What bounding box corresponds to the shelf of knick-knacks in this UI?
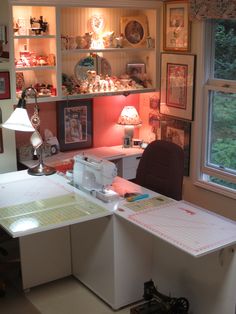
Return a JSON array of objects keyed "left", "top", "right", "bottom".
[
  {"left": 12, "top": 5, "right": 57, "bottom": 100},
  {"left": 11, "top": 3, "right": 158, "bottom": 101}
]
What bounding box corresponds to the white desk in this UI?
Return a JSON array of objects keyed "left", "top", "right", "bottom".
[
  {"left": 19, "top": 145, "right": 143, "bottom": 180},
  {"left": 0, "top": 171, "right": 236, "bottom": 313}
]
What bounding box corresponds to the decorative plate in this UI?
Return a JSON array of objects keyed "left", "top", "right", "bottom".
[
  {"left": 74, "top": 55, "right": 111, "bottom": 81},
  {"left": 74, "top": 56, "right": 96, "bottom": 81}
]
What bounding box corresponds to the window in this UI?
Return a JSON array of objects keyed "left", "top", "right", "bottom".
[{"left": 201, "top": 20, "right": 236, "bottom": 197}]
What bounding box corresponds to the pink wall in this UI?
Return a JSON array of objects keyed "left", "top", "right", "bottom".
[
  {"left": 15, "top": 94, "right": 140, "bottom": 149},
  {"left": 93, "top": 94, "right": 139, "bottom": 147}
]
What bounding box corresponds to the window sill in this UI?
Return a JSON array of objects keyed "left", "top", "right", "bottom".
[
  {"left": 194, "top": 179, "right": 236, "bottom": 200},
  {"left": 194, "top": 179, "right": 236, "bottom": 199}
]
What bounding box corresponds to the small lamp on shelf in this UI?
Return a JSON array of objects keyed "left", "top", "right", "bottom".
[
  {"left": 1, "top": 87, "right": 56, "bottom": 176},
  {"left": 117, "top": 105, "right": 142, "bottom": 148}
]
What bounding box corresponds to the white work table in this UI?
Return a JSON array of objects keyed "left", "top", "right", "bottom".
[
  {"left": 19, "top": 145, "right": 143, "bottom": 180},
  {"left": 0, "top": 171, "right": 114, "bottom": 238},
  {"left": 0, "top": 171, "right": 236, "bottom": 313}
]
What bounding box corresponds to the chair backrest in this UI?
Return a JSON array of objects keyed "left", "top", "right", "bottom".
[{"left": 135, "top": 140, "right": 184, "bottom": 200}]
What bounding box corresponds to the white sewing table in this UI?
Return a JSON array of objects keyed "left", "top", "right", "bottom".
[
  {"left": 19, "top": 145, "right": 143, "bottom": 180},
  {"left": 0, "top": 170, "right": 236, "bottom": 314}
]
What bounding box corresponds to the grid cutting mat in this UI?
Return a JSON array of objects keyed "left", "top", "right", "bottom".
[{"left": 0, "top": 193, "right": 108, "bottom": 235}]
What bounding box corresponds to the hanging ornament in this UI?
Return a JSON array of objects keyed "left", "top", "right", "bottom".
[{"left": 90, "top": 15, "right": 105, "bottom": 34}]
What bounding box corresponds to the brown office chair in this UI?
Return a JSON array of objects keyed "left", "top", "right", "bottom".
[{"left": 135, "top": 140, "right": 184, "bottom": 200}]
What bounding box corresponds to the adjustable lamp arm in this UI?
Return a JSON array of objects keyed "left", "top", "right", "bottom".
[
  {"left": 20, "top": 87, "right": 40, "bottom": 130},
  {"left": 17, "top": 86, "right": 38, "bottom": 108}
]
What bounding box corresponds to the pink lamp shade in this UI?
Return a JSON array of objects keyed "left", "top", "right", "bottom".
[{"left": 117, "top": 106, "right": 142, "bottom": 126}]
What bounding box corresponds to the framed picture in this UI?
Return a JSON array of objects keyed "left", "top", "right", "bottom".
[
  {"left": 0, "top": 25, "right": 9, "bottom": 59},
  {"left": 160, "top": 53, "right": 195, "bottom": 121},
  {"left": 57, "top": 99, "right": 93, "bottom": 151},
  {"left": 16, "top": 72, "right": 25, "bottom": 92},
  {"left": 120, "top": 15, "right": 148, "bottom": 47},
  {"left": 0, "top": 25, "right": 7, "bottom": 43},
  {"left": 161, "top": 116, "right": 191, "bottom": 176},
  {"left": 127, "top": 63, "right": 146, "bottom": 80},
  {"left": 163, "top": 0, "right": 190, "bottom": 52},
  {"left": 0, "top": 72, "right": 10, "bottom": 100}
]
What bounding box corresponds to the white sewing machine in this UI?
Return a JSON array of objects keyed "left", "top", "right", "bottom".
[{"left": 73, "top": 154, "right": 118, "bottom": 202}]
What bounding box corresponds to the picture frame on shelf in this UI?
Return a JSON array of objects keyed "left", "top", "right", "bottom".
[
  {"left": 163, "top": 0, "right": 190, "bottom": 52},
  {"left": 127, "top": 63, "right": 146, "bottom": 80},
  {"left": 120, "top": 15, "right": 148, "bottom": 47},
  {"left": 0, "top": 71, "right": 10, "bottom": 100},
  {"left": 57, "top": 99, "right": 93, "bottom": 151},
  {"left": 160, "top": 53, "right": 195, "bottom": 121},
  {"left": 161, "top": 116, "right": 191, "bottom": 176}
]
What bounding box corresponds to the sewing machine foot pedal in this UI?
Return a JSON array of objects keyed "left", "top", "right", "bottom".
[
  {"left": 130, "top": 300, "right": 167, "bottom": 314},
  {"left": 130, "top": 280, "right": 189, "bottom": 314}
]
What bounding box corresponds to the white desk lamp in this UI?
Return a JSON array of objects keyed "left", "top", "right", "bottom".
[
  {"left": 117, "top": 105, "right": 142, "bottom": 148},
  {"left": 2, "top": 87, "right": 56, "bottom": 176}
]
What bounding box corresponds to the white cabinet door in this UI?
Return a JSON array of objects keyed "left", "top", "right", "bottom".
[
  {"left": 19, "top": 227, "right": 71, "bottom": 290},
  {"left": 122, "top": 155, "right": 142, "bottom": 180}
]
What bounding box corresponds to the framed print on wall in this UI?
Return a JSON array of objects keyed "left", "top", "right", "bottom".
[
  {"left": 57, "top": 99, "right": 93, "bottom": 151},
  {"left": 160, "top": 53, "right": 195, "bottom": 121},
  {"left": 0, "top": 71, "right": 10, "bottom": 100},
  {"left": 161, "top": 116, "right": 191, "bottom": 176},
  {"left": 163, "top": 0, "right": 190, "bottom": 52}
]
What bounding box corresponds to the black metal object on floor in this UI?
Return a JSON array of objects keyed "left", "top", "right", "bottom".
[{"left": 130, "top": 280, "right": 189, "bottom": 314}]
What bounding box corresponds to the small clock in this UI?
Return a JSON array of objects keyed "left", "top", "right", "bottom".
[
  {"left": 50, "top": 144, "right": 58, "bottom": 155},
  {"left": 140, "top": 142, "right": 148, "bottom": 149}
]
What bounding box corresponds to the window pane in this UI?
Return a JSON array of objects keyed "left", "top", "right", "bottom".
[
  {"left": 214, "top": 20, "right": 236, "bottom": 80},
  {"left": 207, "top": 91, "right": 236, "bottom": 174},
  {"left": 209, "top": 176, "right": 236, "bottom": 190}
]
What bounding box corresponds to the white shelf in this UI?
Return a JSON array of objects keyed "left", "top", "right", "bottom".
[
  {"left": 15, "top": 66, "right": 56, "bottom": 71},
  {"left": 62, "top": 88, "right": 156, "bottom": 99},
  {"left": 61, "top": 47, "right": 155, "bottom": 54},
  {"left": 14, "top": 35, "right": 56, "bottom": 39}
]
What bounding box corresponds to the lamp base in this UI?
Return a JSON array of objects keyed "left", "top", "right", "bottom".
[
  {"left": 28, "top": 162, "right": 56, "bottom": 176},
  {"left": 123, "top": 136, "right": 133, "bottom": 148}
]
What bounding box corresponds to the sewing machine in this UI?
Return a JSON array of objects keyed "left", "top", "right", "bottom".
[
  {"left": 30, "top": 16, "right": 48, "bottom": 35},
  {"left": 73, "top": 154, "right": 118, "bottom": 202}
]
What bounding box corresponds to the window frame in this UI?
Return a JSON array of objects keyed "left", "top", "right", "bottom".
[{"left": 197, "top": 20, "right": 236, "bottom": 199}]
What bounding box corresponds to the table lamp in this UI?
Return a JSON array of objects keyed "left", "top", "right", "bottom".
[
  {"left": 1, "top": 86, "right": 56, "bottom": 176},
  {"left": 117, "top": 105, "right": 142, "bottom": 148}
]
